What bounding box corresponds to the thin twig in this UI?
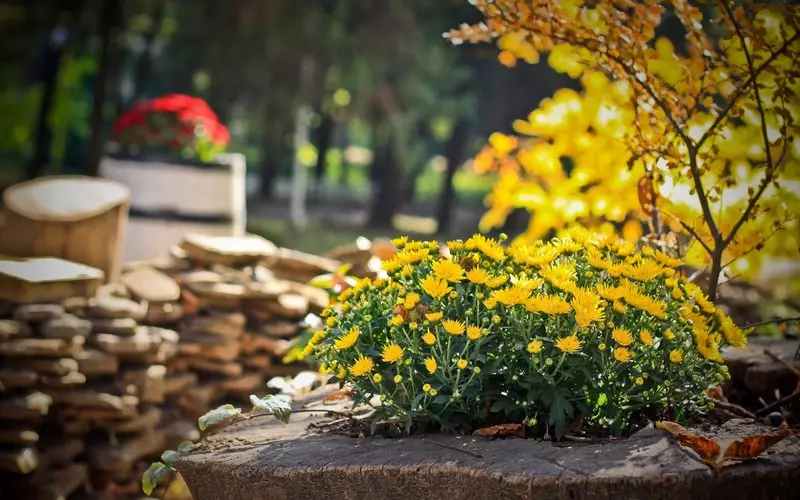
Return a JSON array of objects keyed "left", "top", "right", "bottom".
[
  {"left": 741, "top": 316, "right": 800, "bottom": 331},
  {"left": 764, "top": 349, "right": 800, "bottom": 378},
  {"left": 422, "top": 438, "right": 483, "bottom": 459},
  {"left": 713, "top": 400, "right": 757, "bottom": 420},
  {"left": 755, "top": 391, "right": 800, "bottom": 417}
]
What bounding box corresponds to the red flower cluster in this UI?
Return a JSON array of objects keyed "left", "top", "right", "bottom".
[{"left": 113, "top": 94, "right": 230, "bottom": 156}]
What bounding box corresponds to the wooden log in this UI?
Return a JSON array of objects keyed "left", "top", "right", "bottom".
[
  {"left": 0, "top": 175, "right": 129, "bottom": 283},
  {"left": 0, "top": 257, "right": 104, "bottom": 304},
  {"left": 0, "top": 392, "right": 51, "bottom": 421}
]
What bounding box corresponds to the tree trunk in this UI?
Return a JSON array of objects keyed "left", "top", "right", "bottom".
[
  {"left": 289, "top": 56, "right": 315, "bottom": 229},
  {"left": 436, "top": 119, "right": 469, "bottom": 235},
  {"left": 85, "top": 0, "right": 122, "bottom": 177},
  {"left": 367, "top": 133, "right": 401, "bottom": 229},
  {"left": 25, "top": 26, "right": 71, "bottom": 179},
  {"left": 259, "top": 118, "right": 285, "bottom": 200},
  {"left": 132, "top": 1, "right": 166, "bottom": 101},
  {"left": 311, "top": 113, "right": 334, "bottom": 202}
]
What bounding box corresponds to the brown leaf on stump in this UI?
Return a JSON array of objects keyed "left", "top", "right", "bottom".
[
  {"left": 322, "top": 387, "right": 354, "bottom": 404},
  {"left": 472, "top": 423, "right": 525, "bottom": 438}
]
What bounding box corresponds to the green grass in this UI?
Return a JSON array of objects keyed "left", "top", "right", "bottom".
[{"left": 246, "top": 216, "right": 449, "bottom": 255}]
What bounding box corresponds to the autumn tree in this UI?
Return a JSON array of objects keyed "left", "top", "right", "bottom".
[{"left": 449, "top": 1, "right": 800, "bottom": 301}]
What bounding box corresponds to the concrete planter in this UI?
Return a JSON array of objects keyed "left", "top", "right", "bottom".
[{"left": 99, "top": 151, "right": 246, "bottom": 264}]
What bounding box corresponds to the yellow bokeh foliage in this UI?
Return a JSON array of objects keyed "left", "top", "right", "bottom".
[{"left": 450, "top": 1, "right": 800, "bottom": 290}]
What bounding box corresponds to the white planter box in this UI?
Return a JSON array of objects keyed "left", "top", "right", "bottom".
[{"left": 99, "top": 152, "right": 246, "bottom": 264}]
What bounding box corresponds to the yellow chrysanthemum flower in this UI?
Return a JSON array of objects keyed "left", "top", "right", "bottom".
[
  {"left": 596, "top": 283, "right": 624, "bottom": 301},
  {"left": 396, "top": 248, "right": 430, "bottom": 266},
  {"left": 301, "top": 343, "right": 315, "bottom": 357},
  {"left": 585, "top": 248, "right": 612, "bottom": 271},
  {"left": 555, "top": 335, "right": 582, "bottom": 353},
  {"left": 527, "top": 340, "right": 543, "bottom": 353},
  {"left": 553, "top": 237, "right": 584, "bottom": 254},
  {"left": 391, "top": 236, "right": 408, "bottom": 248},
  {"left": 639, "top": 330, "right": 654, "bottom": 346},
  {"left": 326, "top": 316, "right": 336, "bottom": 327},
  {"left": 447, "top": 240, "right": 464, "bottom": 252},
  {"left": 403, "top": 293, "right": 420, "bottom": 309},
  {"left": 614, "top": 347, "right": 631, "bottom": 362},
  {"left": 571, "top": 288, "right": 605, "bottom": 330},
  {"left": 373, "top": 373, "right": 383, "bottom": 383},
  {"left": 612, "top": 300, "right": 627, "bottom": 313},
  {"left": 390, "top": 315, "right": 404, "bottom": 327},
  {"left": 483, "top": 298, "right": 498, "bottom": 309},
  {"left": 526, "top": 295, "right": 572, "bottom": 315},
  {"left": 466, "top": 267, "right": 490, "bottom": 284},
  {"left": 423, "top": 383, "right": 432, "bottom": 392},
  {"left": 394, "top": 374, "right": 403, "bottom": 383},
  {"left": 350, "top": 355, "right": 374, "bottom": 377},
  {"left": 424, "top": 356, "right": 438, "bottom": 374},
  {"left": 422, "top": 331, "right": 436, "bottom": 345},
  {"left": 669, "top": 350, "right": 683, "bottom": 363},
  {"left": 717, "top": 311, "right": 746, "bottom": 349},
  {"left": 425, "top": 311, "right": 443, "bottom": 322},
  {"left": 381, "top": 344, "right": 405, "bottom": 364},
  {"left": 491, "top": 283, "right": 531, "bottom": 306},
  {"left": 465, "top": 234, "right": 505, "bottom": 261},
  {"left": 337, "top": 366, "right": 347, "bottom": 379},
  {"left": 664, "top": 328, "right": 676, "bottom": 340},
  {"left": 466, "top": 325, "right": 483, "bottom": 340},
  {"left": 432, "top": 259, "right": 465, "bottom": 283},
  {"left": 612, "top": 328, "right": 634, "bottom": 346},
  {"left": 334, "top": 327, "right": 360, "bottom": 350},
  {"left": 456, "top": 359, "right": 468, "bottom": 370},
  {"left": 621, "top": 259, "right": 665, "bottom": 282},
  {"left": 442, "top": 319, "right": 465, "bottom": 335},
  {"left": 421, "top": 276, "right": 451, "bottom": 299},
  {"left": 652, "top": 249, "right": 683, "bottom": 268},
  {"left": 539, "top": 262, "right": 577, "bottom": 291},
  {"left": 382, "top": 258, "right": 401, "bottom": 273},
  {"left": 486, "top": 275, "right": 509, "bottom": 288}
]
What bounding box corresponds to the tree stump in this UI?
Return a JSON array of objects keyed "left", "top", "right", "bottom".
[
  {"left": 176, "top": 386, "right": 800, "bottom": 500},
  {"left": 0, "top": 176, "right": 129, "bottom": 283}
]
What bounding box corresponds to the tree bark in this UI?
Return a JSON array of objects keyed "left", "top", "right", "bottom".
[
  {"left": 84, "top": 0, "right": 122, "bottom": 177},
  {"left": 25, "top": 21, "right": 73, "bottom": 179},
  {"left": 289, "top": 56, "right": 315, "bottom": 229},
  {"left": 367, "top": 132, "right": 401, "bottom": 229},
  {"left": 132, "top": 1, "right": 166, "bottom": 101},
  {"left": 311, "top": 113, "right": 334, "bottom": 202},
  {"left": 436, "top": 119, "right": 469, "bottom": 235}
]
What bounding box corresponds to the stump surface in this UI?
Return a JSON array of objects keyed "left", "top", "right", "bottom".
[{"left": 176, "top": 387, "right": 800, "bottom": 500}]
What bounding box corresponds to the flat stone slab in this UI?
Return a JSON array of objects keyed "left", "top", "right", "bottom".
[{"left": 176, "top": 387, "right": 800, "bottom": 500}]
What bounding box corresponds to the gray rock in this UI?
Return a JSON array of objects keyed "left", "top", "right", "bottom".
[
  {"left": 89, "top": 296, "right": 146, "bottom": 321},
  {"left": 12, "top": 304, "right": 65, "bottom": 323},
  {"left": 0, "top": 320, "right": 32, "bottom": 341},
  {"left": 40, "top": 314, "right": 92, "bottom": 339},
  {"left": 91, "top": 317, "right": 139, "bottom": 336}
]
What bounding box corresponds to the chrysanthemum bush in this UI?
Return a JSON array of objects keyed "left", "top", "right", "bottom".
[{"left": 308, "top": 229, "right": 747, "bottom": 437}]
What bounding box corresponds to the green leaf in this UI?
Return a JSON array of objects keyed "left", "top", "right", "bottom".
[
  {"left": 142, "top": 462, "right": 172, "bottom": 496},
  {"left": 198, "top": 404, "right": 242, "bottom": 431},
  {"left": 160, "top": 450, "right": 181, "bottom": 465},
  {"left": 547, "top": 390, "right": 574, "bottom": 438},
  {"left": 249, "top": 394, "right": 292, "bottom": 423},
  {"left": 177, "top": 441, "right": 195, "bottom": 453}
]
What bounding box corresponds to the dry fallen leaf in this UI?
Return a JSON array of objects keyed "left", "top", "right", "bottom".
[
  {"left": 655, "top": 421, "right": 721, "bottom": 463},
  {"left": 721, "top": 425, "right": 795, "bottom": 462},
  {"left": 472, "top": 423, "right": 525, "bottom": 438},
  {"left": 706, "top": 386, "right": 728, "bottom": 403},
  {"left": 656, "top": 420, "right": 797, "bottom": 469},
  {"left": 322, "top": 387, "right": 355, "bottom": 404}
]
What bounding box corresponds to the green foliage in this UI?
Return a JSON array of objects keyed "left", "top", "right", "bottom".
[
  {"left": 197, "top": 404, "right": 242, "bottom": 431},
  {"left": 143, "top": 393, "right": 292, "bottom": 495},
  {"left": 309, "top": 229, "right": 745, "bottom": 437}
]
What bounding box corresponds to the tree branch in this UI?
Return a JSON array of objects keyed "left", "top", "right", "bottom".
[
  {"left": 718, "top": 1, "right": 780, "bottom": 248},
  {"left": 696, "top": 29, "right": 800, "bottom": 149}
]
